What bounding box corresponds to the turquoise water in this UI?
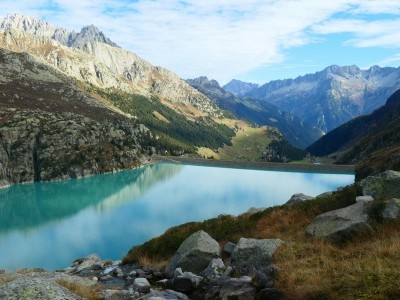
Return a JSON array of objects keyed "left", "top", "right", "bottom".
[{"left": 0, "top": 162, "right": 354, "bottom": 271}]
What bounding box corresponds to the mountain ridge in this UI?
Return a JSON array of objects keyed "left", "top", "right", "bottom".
[
  {"left": 243, "top": 64, "right": 400, "bottom": 133},
  {"left": 187, "top": 76, "right": 323, "bottom": 149}
]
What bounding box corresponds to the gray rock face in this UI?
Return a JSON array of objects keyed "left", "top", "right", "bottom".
[
  {"left": 306, "top": 201, "right": 373, "bottom": 242},
  {"left": 360, "top": 170, "right": 400, "bottom": 199},
  {"left": 285, "top": 193, "right": 314, "bottom": 204},
  {"left": 231, "top": 238, "right": 283, "bottom": 276},
  {"left": 356, "top": 195, "right": 374, "bottom": 203},
  {"left": 165, "top": 230, "right": 221, "bottom": 277},
  {"left": 381, "top": 198, "right": 400, "bottom": 221}
]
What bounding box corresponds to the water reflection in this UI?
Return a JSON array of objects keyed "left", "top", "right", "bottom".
[{"left": 0, "top": 163, "right": 354, "bottom": 270}]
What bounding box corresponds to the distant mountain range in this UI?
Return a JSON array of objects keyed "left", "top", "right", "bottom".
[
  {"left": 187, "top": 76, "right": 323, "bottom": 149},
  {"left": 307, "top": 89, "right": 400, "bottom": 179},
  {"left": 223, "top": 79, "right": 259, "bottom": 97},
  {"left": 226, "top": 65, "right": 400, "bottom": 134}
]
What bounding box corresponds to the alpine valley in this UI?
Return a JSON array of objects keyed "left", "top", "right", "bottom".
[{"left": 1, "top": 13, "right": 400, "bottom": 188}]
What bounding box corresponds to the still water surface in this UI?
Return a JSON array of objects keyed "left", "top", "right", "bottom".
[{"left": 0, "top": 162, "right": 354, "bottom": 270}]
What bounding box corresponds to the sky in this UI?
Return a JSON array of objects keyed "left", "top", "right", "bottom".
[{"left": 1, "top": 0, "right": 400, "bottom": 85}]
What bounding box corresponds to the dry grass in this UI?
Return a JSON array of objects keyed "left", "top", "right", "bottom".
[
  {"left": 274, "top": 223, "right": 400, "bottom": 300},
  {"left": 57, "top": 279, "right": 102, "bottom": 300}
]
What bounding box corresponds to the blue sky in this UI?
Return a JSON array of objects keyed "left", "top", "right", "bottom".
[{"left": 1, "top": 0, "right": 400, "bottom": 84}]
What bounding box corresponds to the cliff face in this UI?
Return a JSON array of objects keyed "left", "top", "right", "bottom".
[
  {"left": 0, "top": 109, "right": 151, "bottom": 187},
  {"left": 0, "top": 48, "right": 153, "bottom": 188}
]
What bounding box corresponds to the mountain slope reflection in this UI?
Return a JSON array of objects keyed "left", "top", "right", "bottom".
[{"left": 0, "top": 163, "right": 183, "bottom": 233}]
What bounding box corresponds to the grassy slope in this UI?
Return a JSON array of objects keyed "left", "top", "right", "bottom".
[
  {"left": 123, "top": 185, "right": 400, "bottom": 299},
  {"left": 198, "top": 119, "right": 275, "bottom": 161}
]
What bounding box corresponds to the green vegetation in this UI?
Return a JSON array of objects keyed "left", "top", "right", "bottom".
[
  {"left": 261, "top": 140, "right": 307, "bottom": 162},
  {"left": 98, "top": 91, "right": 235, "bottom": 154},
  {"left": 123, "top": 184, "right": 400, "bottom": 299}
]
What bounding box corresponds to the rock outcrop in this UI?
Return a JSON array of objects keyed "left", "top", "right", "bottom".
[
  {"left": 360, "top": 170, "right": 400, "bottom": 199},
  {"left": 285, "top": 193, "right": 314, "bottom": 205},
  {"left": 305, "top": 201, "right": 373, "bottom": 242},
  {"left": 165, "top": 230, "right": 221, "bottom": 277},
  {"left": 230, "top": 238, "right": 283, "bottom": 276}
]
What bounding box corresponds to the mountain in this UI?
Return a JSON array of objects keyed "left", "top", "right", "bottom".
[
  {"left": 222, "top": 79, "right": 259, "bottom": 97},
  {"left": 0, "top": 13, "right": 219, "bottom": 118},
  {"left": 307, "top": 89, "right": 400, "bottom": 179},
  {"left": 0, "top": 13, "right": 119, "bottom": 48},
  {"left": 246, "top": 65, "right": 400, "bottom": 133},
  {"left": 187, "top": 76, "right": 323, "bottom": 149},
  {"left": 0, "top": 48, "right": 155, "bottom": 187},
  {"left": 0, "top": 14, "right": 236, "bottom": 187}
]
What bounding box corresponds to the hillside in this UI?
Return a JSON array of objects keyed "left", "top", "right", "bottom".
[
  {"left": 0, "top": 14, "right": 237, "bottom": 186},
  {"left": 307, "top": 89, "right": 400, "bottom": 179},
  {"left": 187, "top": 76, "right": 323, "bottom": 149},
  {"left": 245, "top": 65, "right": 400, "bottom": 133}
]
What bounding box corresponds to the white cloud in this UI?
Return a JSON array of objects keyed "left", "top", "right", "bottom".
[{"left": 1, "top": 0, "right": 400, "bottom": 83}]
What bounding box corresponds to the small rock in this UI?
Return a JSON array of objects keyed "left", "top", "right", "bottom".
[
  {"left": 223, "top": 242, "right": 236, "bottom": 255},
  {"left": 173, "top": 272, "right": 203, "bottom": 293},
  {"left": 202, "top": 258, "right": 225, "bottom": 280},
  {"left": 356, "top": 195, "right": 374, "bottom": 202},
  {"left": 285, "top": 193, "right": 314, "bottom": 205},
  {"left": 133, "top": 277, "right": 151, "bottom": 293},
  {"left": 382, "top": 198, "right": 400, "bottom": 221},
  {"left": 239, "top": 275, "right": 253, "bottom": 283}
]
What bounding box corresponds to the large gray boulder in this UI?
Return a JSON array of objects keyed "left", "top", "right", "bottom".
[
  {"left": 306, "top": 201, "right": 373, "bottom": 242},
  {"left": 231, "top": 238, "right": 283, "bottom": 276},
  {"left": 165, "top": 230, "right": 221, "bottom": 277},
  {"left": 360, "top": 170, "right": 400, "bottom": 199},
  {"left": 381, "top": 198, "right": 400, "bottom": 221},
  {"left": 285, "top": 193, "right": 314, "bottom": 205}
]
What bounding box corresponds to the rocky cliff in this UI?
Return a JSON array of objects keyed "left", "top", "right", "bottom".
[
  {"left": 0, "top": 13, "right": 219, "bottom": 118},
  {"left": 0, "top": 48, "right": 154, "bottom": 187},
  {"left": 245, "top": 65, "right": 400, "bottom": 133}
]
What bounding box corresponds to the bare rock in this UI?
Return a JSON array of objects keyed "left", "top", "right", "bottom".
[
  {"left": 231, "top": 238, "right": 283, "bottom": 276},
  {"left": 306, "top": 201, "right": 373, "bottom": 242},
  {"left": 165, "top": 230, "right": 220, "bottom": 277}
]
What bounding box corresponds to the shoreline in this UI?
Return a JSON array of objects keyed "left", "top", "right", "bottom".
[{"left": 152, "top": 155, "right": 355, "bottom": 174}]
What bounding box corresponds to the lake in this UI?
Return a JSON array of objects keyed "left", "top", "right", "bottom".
[{"left": 0, "top": 162, "right": 354, "bottom": 271}]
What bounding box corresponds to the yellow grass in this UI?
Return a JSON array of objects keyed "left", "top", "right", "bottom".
[
  {"left": 57, "top": 279, "right": 102, "bottom": 300},
  {"left": 152, "top": 111, "right": 170, "bottom": 123},
  {"left": 198, "top": 119, "right": 275, "bottom": 161}
]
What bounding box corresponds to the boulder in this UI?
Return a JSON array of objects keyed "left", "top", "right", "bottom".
[
  {"left": 201, "top": 277, "right": 256, "bottom": 300},
  {"left": 231, "top": 238, "right": 283, "bottom": 276},
  {"left": 143, "top": 289, "right": 189, "bottom": 299},
  {"left": 360, "top": 170, "right": 400, "bottom": 199},
  {"left": 285, "top": 193, "right": 314, "bottom": 205},
  {"left": 306, "top": 201, "right": 373, "bottom": 242},
  {"left": 172, "top": 271, "right": 203, "bottom": 293},
  {"left": 165, "top": 230, "right": 221, "bottom": 277},
  {"left": 381, "top": 198, "right": 400, "bottom": 221},
  {"left": 132, "top": 277, "right": 151, "bottom": 293}
]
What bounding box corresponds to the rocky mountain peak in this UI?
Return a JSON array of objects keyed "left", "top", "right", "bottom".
[
  {"left": 223, "top": 79, "right": 259, "bottom": 97},
  {"left": 187, "top": 76, "right": 221, "bottom": 89},
  {"left": 0, "top": 13, "right": 118, "bottom": 48},
  {"left": 0, "top": 13, "right": 56, "bottom": 37},
  {"left": 70, "top": 25, "right": 119, "bottom": 48}
]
